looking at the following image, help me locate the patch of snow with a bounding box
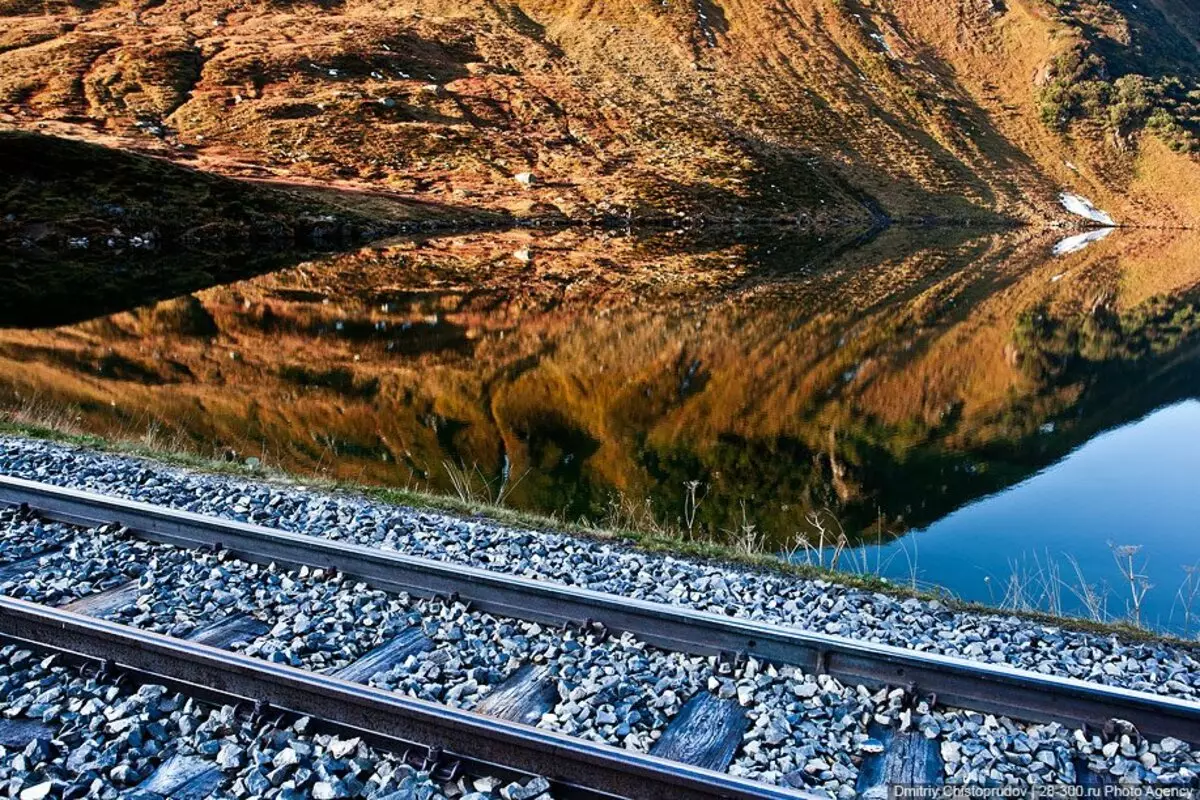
[1052,226,1114,256]
[1059,192,1116,226]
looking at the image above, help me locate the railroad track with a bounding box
[0,475,1197,799]
[0,598,789,800]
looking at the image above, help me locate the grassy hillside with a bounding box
[0,0,1196,225]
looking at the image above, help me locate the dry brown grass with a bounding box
[2,0,1194,223]
[0,393,84,435]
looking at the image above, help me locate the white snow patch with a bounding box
[1052,226,1114,256]
[1059,193,1116,226]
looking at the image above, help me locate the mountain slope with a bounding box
[0,0,1196,225]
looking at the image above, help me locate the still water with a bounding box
[2,224,1198,630]
[837,400,1200,633]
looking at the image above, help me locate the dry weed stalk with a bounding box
[442,459,528,506]
[1110,543,1153,627]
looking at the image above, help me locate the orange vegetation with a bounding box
[1,0,1197,224]
[2,227,1197,543]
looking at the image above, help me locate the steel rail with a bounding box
[0,597,807,800]
[1,475,1198,741]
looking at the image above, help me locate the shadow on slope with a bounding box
[0,131,484,327]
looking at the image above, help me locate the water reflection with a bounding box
[836,401,1200,633]
[1051,227,1114,257]
[1,225,1199,625]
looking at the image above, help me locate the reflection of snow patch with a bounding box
[1052,226,1114,256]
[1059,193,1116,226]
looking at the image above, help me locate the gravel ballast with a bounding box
[2,437,1200,796]
[2,437,1195,700]
[0,519,848,788]
[0,643,558,800]
[3,517,1199,796]
[0,507,74,566]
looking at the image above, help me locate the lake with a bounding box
[833,399,1200,634]
[2,224,1198,631]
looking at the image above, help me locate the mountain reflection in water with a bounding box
[2,226,1199,630]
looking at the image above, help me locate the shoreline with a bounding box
[0,421,1190,651]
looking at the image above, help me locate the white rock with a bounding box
[20,783,53,800]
